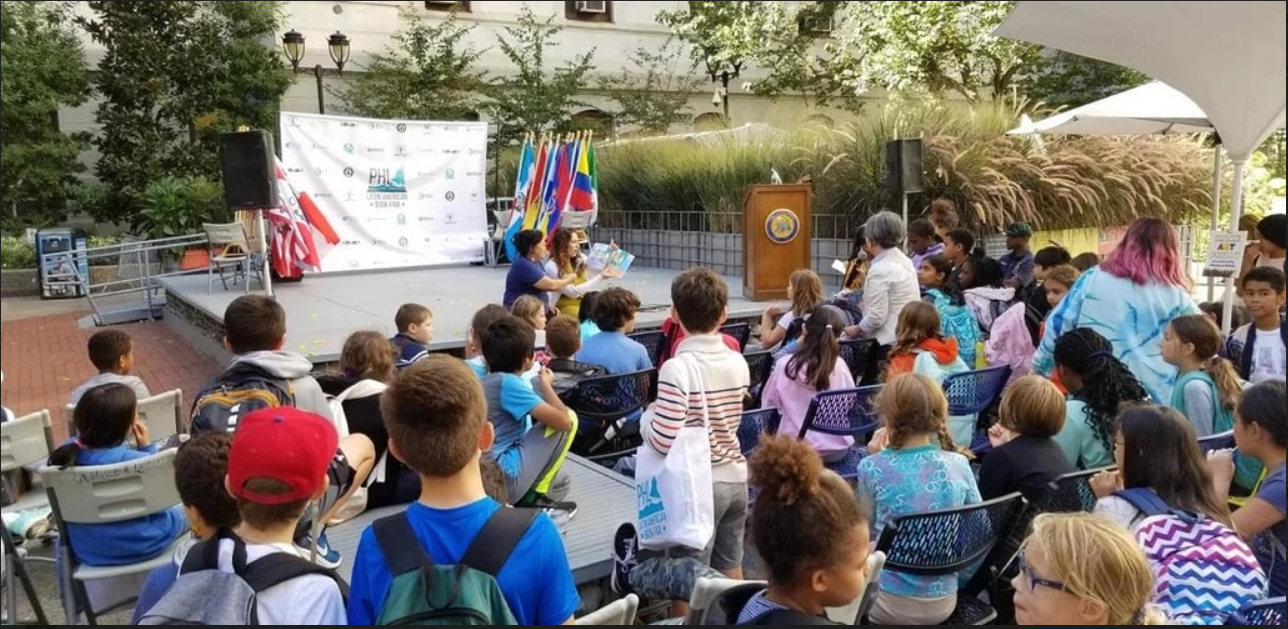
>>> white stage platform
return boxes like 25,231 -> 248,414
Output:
159,264 -> 764,364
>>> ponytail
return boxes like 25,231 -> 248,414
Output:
786,306 -> 845,392
1171,315 -> 1244,411
1203,356 -> 1244,411
48,438 -> 84,469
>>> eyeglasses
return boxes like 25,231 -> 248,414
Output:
1017,552 -> 1068,593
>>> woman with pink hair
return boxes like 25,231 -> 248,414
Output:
1034,218 -> 1199,403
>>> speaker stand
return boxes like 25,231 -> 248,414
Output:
900,192 -> 910,245
256,208 -> 274,298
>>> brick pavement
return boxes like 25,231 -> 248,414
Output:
1,310 -> 222,442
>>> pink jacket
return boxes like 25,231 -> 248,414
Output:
762,356 -> 855,459
985,302 -> 1034,386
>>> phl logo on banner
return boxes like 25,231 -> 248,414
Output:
279,112 -> 489,273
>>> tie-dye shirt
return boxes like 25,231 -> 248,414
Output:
857,444 -> 981,597
1033,266 -> 1199,404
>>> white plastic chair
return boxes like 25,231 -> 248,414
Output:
0,410 -> 54,624
825,550 -> 886,624
65,389 -> 184,444
685,576 -> 768,624
576,593 -> 639,625
136,389 -> 184,443
41,449 -> 184,624
203,222 -> 251,293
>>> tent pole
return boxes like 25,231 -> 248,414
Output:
1221,158 -> 1247,336
1208,144 -> 1222,302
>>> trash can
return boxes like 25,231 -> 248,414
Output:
36,228 -> 88,300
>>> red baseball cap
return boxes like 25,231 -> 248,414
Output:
228,407 -> 338,505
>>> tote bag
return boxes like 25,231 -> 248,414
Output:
635,353 -> 715,551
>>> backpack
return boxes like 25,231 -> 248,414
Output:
371,507 -> 537,625
1116,488 -> 1268,625
136,530 -> 349,625
190,363 -> 295,434
324,379 -> 388,520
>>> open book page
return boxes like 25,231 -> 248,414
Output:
587,243 -> 636,275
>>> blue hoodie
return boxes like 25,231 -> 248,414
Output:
64,443 -> 188,566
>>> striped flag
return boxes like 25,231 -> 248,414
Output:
569,137 -> 595,211
267,160 -> 338,277
505,138 -> 536,261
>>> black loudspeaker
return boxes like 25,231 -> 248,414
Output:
885,138 -> 924,195
219,130 -> 277,210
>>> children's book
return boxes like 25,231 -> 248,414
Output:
587,243 -> 636,274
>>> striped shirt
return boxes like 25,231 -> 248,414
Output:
643,334 -> 751,483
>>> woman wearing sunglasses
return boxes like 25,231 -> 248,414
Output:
1013,513 -> 1168,625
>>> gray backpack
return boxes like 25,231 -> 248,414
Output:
136,530 -> 348,625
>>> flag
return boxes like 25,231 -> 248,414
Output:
569,137 -> 595,211
535,140 -> 565,234
268,161 -> 338,277
588,141 -> 599,211
522,140 -> 550,231
544,138 -> 579,236
505,138 -> 535,261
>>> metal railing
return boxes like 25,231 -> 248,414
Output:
40,234 -> 213,326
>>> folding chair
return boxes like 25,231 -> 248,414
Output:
562,368 -> 658,466
1228,597 -> 1286,625
797,385 -> 882,479
0,410 -> 54,625
135,390 -> 185,443
743,350 -> 775,409
576,593 -> 639,625
202,222 -> 251,294
627,330 -> 668,368
838,339 -> 880,384
718,323 -> 751,353
42,449 -> 184,625
737,407 -> 781,456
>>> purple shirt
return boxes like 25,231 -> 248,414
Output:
911,242 -> 946,273
761,356 -> 855,458
504,257 -> 547,308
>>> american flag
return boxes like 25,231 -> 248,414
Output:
267,160 -> 339,278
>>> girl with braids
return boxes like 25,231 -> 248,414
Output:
1052,328 -> 1150,470
48,383 -> 188,566
1091,406 -> 1233,530
762,306 -> 854,462
732,436 -> 871,624
1012,513 -> 1168,625
857,373 -> 980,624
542,228 -> 622,318
1162,314 -> 1246,438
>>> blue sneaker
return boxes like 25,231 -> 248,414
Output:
293,529 -> 341,569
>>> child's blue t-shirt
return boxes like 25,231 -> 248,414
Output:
577,331 -> 652,375
480,372 -> 544,478
347,499 -> 580,625
66,442 -> 188,566
857,444 -> 981,598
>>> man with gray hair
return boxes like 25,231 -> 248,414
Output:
845,211 -> 920,378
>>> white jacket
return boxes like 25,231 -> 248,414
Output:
857,248 -> 920,346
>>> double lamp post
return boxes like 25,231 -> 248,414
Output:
280,29 -> 352,114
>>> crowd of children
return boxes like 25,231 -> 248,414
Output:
13,202 -> 1287,625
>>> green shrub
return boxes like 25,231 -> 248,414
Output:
1,237 -> 36,269
595,98 -> 1213,234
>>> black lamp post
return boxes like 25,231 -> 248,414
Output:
281,29 -> 351,115
703,49 -> 742,122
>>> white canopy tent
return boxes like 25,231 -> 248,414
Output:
1007,81 -> 1225,300
994,0 -> 1287,330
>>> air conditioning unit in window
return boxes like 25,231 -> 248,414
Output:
576,1 -> 608,14
425,1 -> 457,6
800,14 -> 835,33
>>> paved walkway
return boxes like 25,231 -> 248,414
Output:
1,301 -> 222,442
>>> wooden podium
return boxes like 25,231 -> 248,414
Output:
742,184 -> 812,301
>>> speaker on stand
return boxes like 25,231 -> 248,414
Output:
885,138 -> 924,227
219,129 -> 277,297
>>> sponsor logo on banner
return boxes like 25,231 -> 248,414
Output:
280,113 -> 488,272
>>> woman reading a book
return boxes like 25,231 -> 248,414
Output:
543,228 -> 622,319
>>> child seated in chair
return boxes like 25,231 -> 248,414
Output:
577,287 -> 653,374
478,316 -> 578,510
68,329 -> 151,406
545,315 -> 607,396
50,383 -> 187,567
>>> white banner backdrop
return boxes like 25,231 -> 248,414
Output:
279,112 -> 488,273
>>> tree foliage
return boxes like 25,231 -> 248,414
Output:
1020,51 -> 1150,109
337,5 -> 486,121
78,1 -> 291,226
656,1 -> 862,113
599,40 -> 703,135
0,1 -> 91,229
483,6 -> 595,145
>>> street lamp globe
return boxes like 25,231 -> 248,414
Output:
327,31 -> 351,73
281,29 -> 305,71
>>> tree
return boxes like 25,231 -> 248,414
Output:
1021,51 -> 1150,109
599,41 -> 703,135
834,1 -> 1042,101
656,1 -> 862,112
78,1 -> 291,224
483,6 -> 595,145
0,1 -> 91,229
337,5 -> 486,121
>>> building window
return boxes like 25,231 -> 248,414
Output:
425,1 -> 469,12
572,109 -> 614,136
565,1 -> 612,24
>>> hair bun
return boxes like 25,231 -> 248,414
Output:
748,435 -> 824,506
